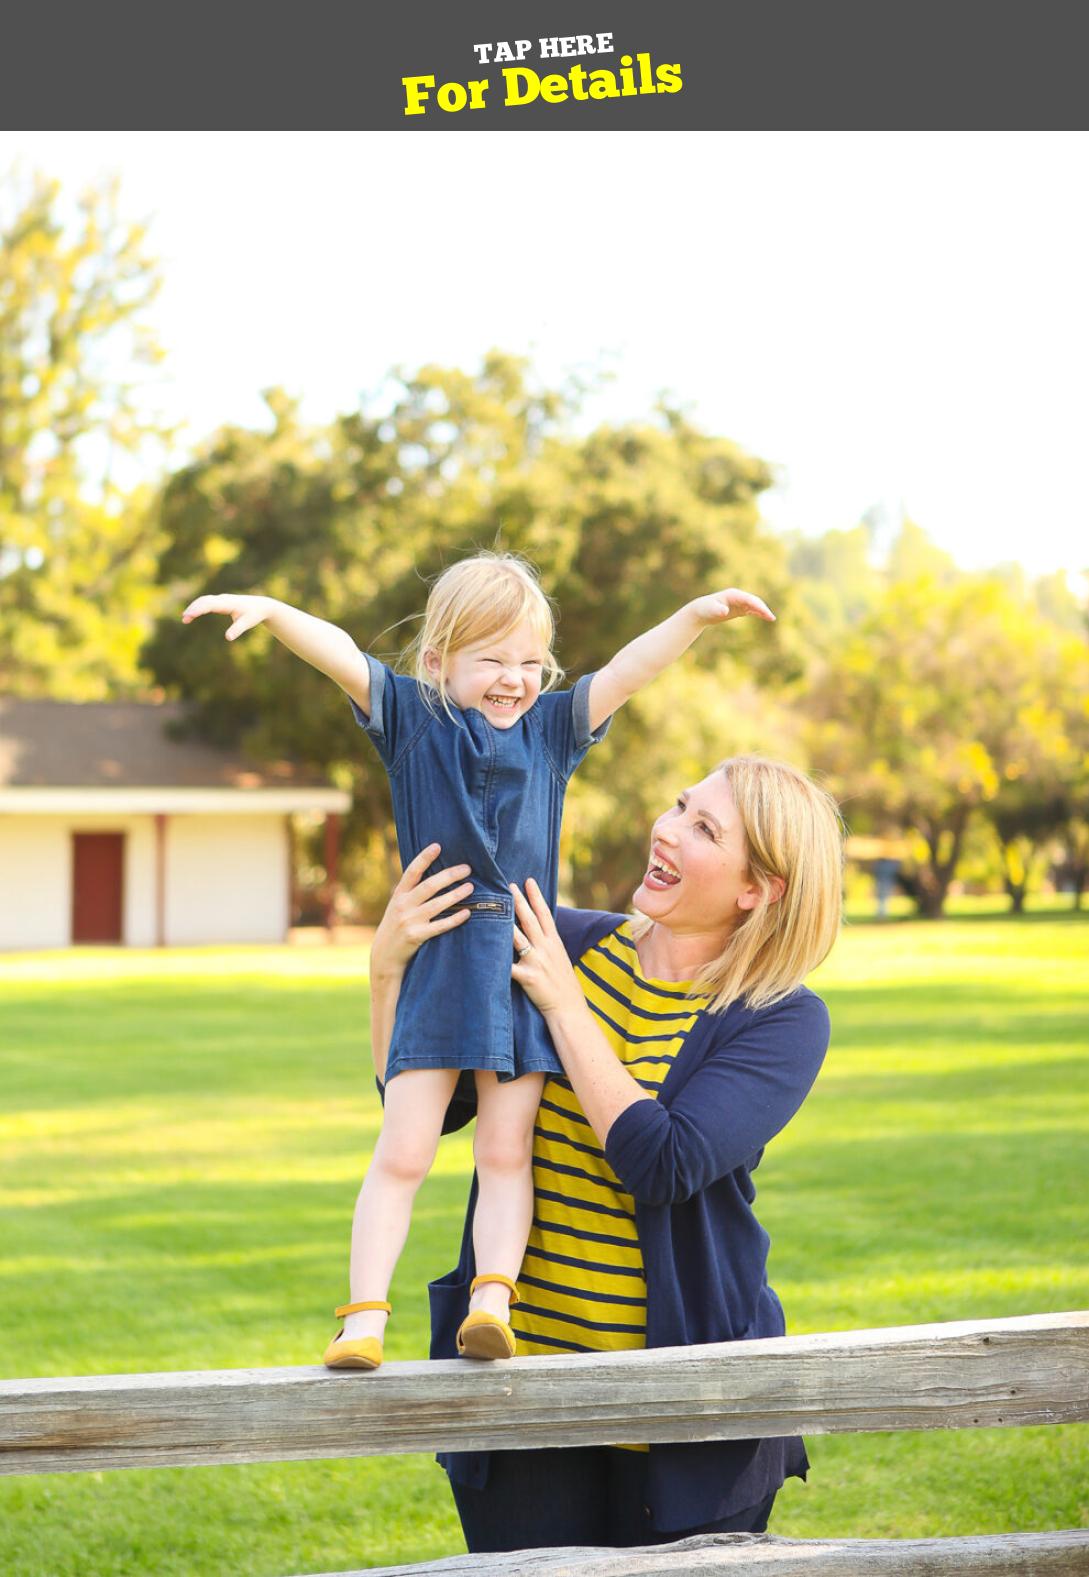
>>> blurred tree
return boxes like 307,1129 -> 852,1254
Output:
804,574 -> 1078,917
0,169 -> 170,696
781,516 -> 957,669
531,405 -> 793,906
537,405 -> 789,682
144,355 -> 789,912
1056,815 -> 1089,909
1049,637 -> 1089,909
988,793 -> 1065,913
981,627 -> 1088,912
1034,567 -> 1089,637
783,521 -> 882,659
885,517 -> 959,585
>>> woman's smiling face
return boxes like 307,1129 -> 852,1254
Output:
426,620 -> 548,728
634,771 -> 762,935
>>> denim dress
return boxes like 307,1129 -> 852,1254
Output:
349,655 -> 612,1082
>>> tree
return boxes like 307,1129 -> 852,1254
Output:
783,516 -> 953,665
1033,568 -> 1089,638
804,574 -> 1077,917
1055,815 -> 1089,909
1049,636 -> 1089,909
885,517 -> 959,585
786,521 -> 882,650
0,169 -> 170,696
987,790 -> 1065,913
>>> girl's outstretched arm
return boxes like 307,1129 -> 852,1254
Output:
586,588 -> 774,734
181,593 -> 373,713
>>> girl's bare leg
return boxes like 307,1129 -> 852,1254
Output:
469,1071 -> 546,1319
336,1067 -> 460,1343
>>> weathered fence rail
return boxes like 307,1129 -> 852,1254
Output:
1,1310 -> 1086,1477
321,1529 -> 1089,1576
3,1312 -> 1087,1573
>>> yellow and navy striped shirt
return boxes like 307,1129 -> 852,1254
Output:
514,920 -> 709,1371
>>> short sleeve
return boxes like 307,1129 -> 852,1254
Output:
534,672 -> 612,781
347,654 -> 431,770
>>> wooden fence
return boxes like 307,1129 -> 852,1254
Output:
2,1311 -> 1088,1573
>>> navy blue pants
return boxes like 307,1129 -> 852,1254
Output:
449,1446 -> 776,1553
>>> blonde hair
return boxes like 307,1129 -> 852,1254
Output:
406,552 -> 564,717
631,755 -> 845,1014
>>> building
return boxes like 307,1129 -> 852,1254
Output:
0,699 -> 350,950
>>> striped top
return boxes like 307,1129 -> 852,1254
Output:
514,921 -> 710,1367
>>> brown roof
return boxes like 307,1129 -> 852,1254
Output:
0,700 -> 334,790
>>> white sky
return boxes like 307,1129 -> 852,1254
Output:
4,131 -> 1087,576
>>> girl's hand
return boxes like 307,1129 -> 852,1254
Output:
687,588 -> 775,626
370,844 -> 473,977
181,593 -> 274,642
510,879 -> 586,1019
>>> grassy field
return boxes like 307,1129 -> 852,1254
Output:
1,907 -> 1087,1574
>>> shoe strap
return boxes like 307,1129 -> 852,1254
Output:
335,1300 -> 392,1317
469,1272 -> 520,1306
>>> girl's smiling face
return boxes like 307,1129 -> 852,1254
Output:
425,620 -> 548,728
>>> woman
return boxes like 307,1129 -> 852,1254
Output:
367,754 -> 844,1552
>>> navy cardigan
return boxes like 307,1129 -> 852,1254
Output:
425,908 -> 831,1530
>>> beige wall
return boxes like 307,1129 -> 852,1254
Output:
165,814 -> 288,945
0,813 -> 287,949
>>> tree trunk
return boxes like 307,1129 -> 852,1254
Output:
913,808 -> 972,919
915,876 -> 950,920
1005,879 -> 1027,915
997,833 -> 1041,916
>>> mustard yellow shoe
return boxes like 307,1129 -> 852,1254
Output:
456,1274 -> 519,1360
322,1299 -> 391,1371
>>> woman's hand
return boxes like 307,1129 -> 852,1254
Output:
510,879 -> 586,1019
512,879 -> 652,1142
370,844 -> 474,977
369,846 -> 472,1084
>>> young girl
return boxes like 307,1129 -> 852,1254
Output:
182,553 -> 773,1369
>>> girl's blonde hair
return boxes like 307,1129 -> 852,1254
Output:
406,552 -> 564,716
631,754 -> 845,1015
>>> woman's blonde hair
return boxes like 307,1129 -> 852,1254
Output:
405,552 -> 564,717
631,755 -> 845,1014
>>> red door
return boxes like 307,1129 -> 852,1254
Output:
71,833 -> 125,943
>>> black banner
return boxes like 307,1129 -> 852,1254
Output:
4,0 -> 1086,131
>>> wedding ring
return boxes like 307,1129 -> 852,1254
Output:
517,943 -> 534,958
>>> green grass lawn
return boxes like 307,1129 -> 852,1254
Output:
1,910 -> 1087,1574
